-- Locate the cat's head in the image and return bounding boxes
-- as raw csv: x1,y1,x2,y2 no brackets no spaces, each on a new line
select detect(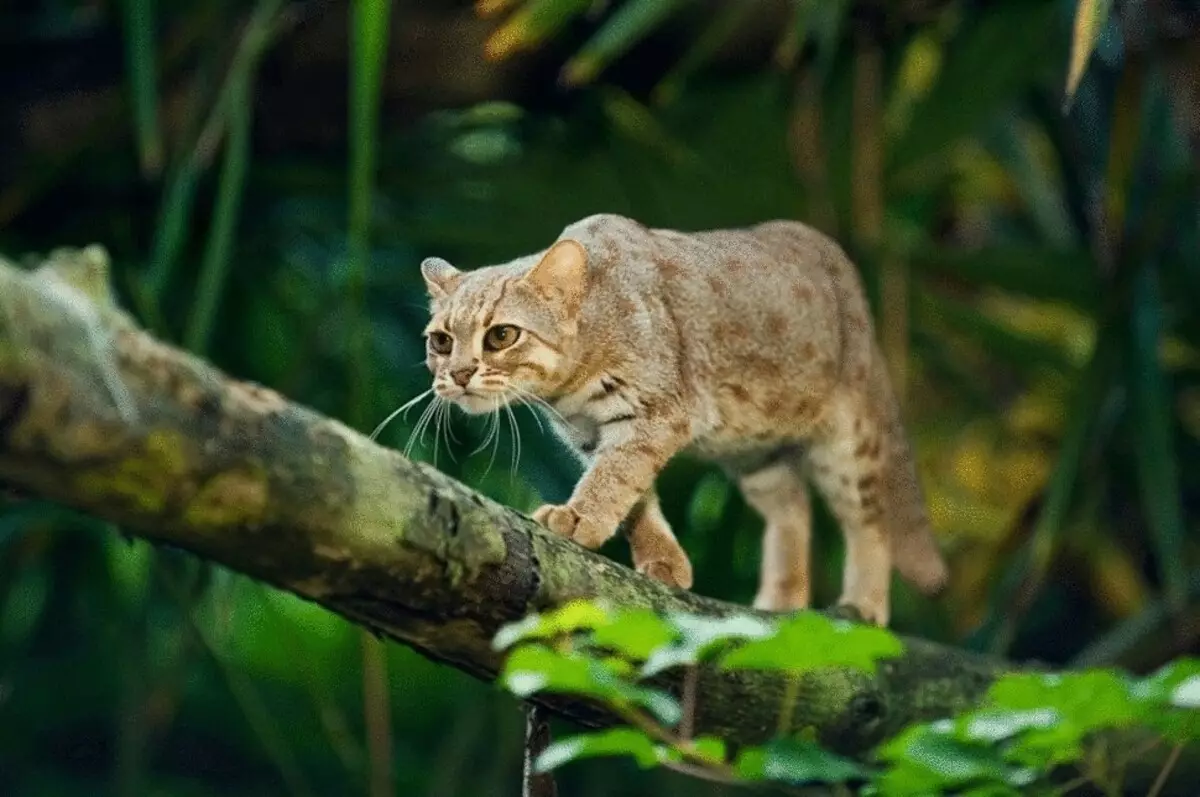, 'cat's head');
418,240,587,414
